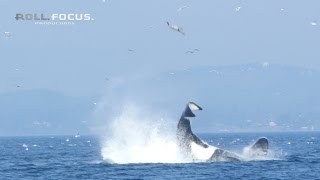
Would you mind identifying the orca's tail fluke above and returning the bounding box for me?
[177,102,203,159]
[250,137,269,152]
[182,102,202,118]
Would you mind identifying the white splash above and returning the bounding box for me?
[22,144,29,151]
[191,142,217,161]
[100,103,186,164]
[241,145,280,161]
[75,133,80,138]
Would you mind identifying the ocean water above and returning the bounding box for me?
[0,132,319,180]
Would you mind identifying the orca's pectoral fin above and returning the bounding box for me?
[250,137,269,152]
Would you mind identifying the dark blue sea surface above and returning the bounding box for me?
[0,132,319,179]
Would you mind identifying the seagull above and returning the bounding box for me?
[4,31,11,38]
[185,50,194,54]
[177,5,188,12]
[185,49,199,54]
[166,21,185,35]
[209,69,220,75]
[235,6,242,12]
[262,61,270,68]
[310,21,317,26]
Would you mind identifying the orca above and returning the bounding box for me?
[176,102,269,162]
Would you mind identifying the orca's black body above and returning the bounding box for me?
[176,102,269,162]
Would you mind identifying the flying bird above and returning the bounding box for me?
[235,6,242,12]
[166,22,185,35]
[310,21,317,26]
[177,6,188,12]
[185,48,200,54]
[4,31,11,38]
[185,50,194,54]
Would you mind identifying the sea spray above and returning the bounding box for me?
[241,145,282,161]
[100,103,188,164]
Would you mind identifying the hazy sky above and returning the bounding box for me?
[1,0,320,97]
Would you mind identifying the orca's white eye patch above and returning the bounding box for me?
[188,102,202,111]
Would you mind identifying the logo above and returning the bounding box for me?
[15,13,94,25]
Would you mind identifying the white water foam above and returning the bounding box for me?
[100,103,188,164]
[240,142,281,161]
[191,142,217,161]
